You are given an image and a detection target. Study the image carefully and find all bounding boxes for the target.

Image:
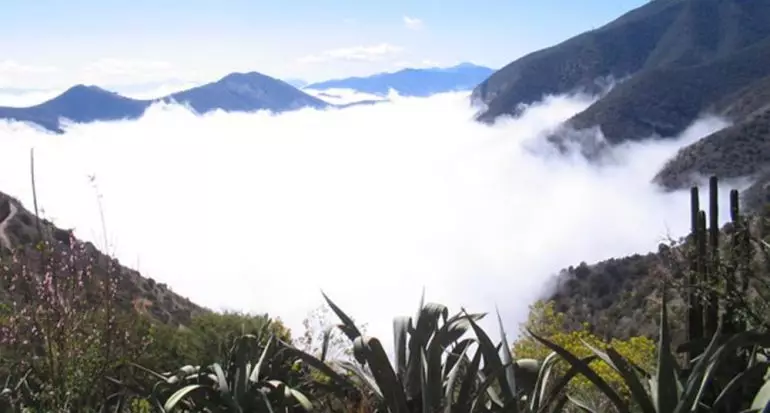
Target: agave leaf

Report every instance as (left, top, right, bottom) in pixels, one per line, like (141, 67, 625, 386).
(453, 345, 483, 413)
(473, 365, 509, 412)
(528, 329, 628, 413)
(678, 324, 732, 413)
(752, 370, 770, 412)
(425, 334, 446, 413)
(394, 316, 410, 382)
(279, 342, 359, 395)
(656, 290, 678, 413)
(580, 340, 617, 370)
(413, 302, 449, 349)
(445, 338, 476, 375)
(211, 363, 230, 394)
(250, 335, 275, 384)
(290, 388, 314, 410)
(233, 335, 257, 402)
(710, 331, 770, 367)
(495, 307, 518, 410)
(432, 312, 484, 352)
(606, 347, 656, 413)
(266, 379, 287, 391)
(444, 341, 472, 413)
(353, 334, 370, 366)
(177, 365, 199, 377)
(270, 380, 289, 411)
(322, 291, 363, 342)
(417, 288, 426, 322)
(529, 352, 559, 412)
(356, 336, 409, 413)
(163, 384, 209, 412)
(405, 302, 449, 399)
(714, 362, 768, 410)
(535, 356, 598, 413)
(567, 395, 600, 413)
(421, 347, 431, 413)
(580, 338, 652, 411)
(337, 360, 384, 400)
(465, 310, 505, 380)
(260, 390, 276, 413)
(551, 393, 570, 413)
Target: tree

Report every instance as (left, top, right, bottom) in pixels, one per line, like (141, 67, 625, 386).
(513, 300, 656, 409)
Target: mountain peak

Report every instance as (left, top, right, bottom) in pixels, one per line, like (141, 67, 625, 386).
(218, 71, 274, 85)
(451, 62, 482, 69)
(58, 84, 115, 98)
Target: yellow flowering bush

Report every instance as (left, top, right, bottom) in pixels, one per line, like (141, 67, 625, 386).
(513, 300, 656, 403)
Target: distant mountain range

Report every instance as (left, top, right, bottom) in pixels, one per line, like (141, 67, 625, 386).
(0, 72, 330, 133)
(304, 63, 495, 97)
(0, 63, 493, 133)
(473, 0, 770, 212)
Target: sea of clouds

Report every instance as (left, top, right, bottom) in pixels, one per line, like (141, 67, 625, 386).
(0, 88, 738, 353)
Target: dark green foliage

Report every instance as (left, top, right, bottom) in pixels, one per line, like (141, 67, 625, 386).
(548, 254, 667, 341)
(130, 334, 312, 413)
(655, 106, 770, 194)
(564, 39, 770, 143)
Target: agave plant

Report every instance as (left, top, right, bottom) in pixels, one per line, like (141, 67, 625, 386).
(529, 289, 770, 413)
(126, 334, 313, 413)
(283, 291, 585, 413)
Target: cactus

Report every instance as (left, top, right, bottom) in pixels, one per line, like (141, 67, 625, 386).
(687, 177, 732, 359)
(687, 177, 760, 412)
(686, 187, 703, 364)
(706, 176, 720, 338)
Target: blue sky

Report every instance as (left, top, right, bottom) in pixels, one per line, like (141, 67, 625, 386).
(0, 0, 647, 89)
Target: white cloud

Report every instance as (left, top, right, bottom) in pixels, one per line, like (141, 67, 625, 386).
(392, 59, 441, 69)
(297, 43, 404, 64)
(110, 80, 205, 100)
(0, 88, 63, 107)
(303, 88, 388, 105)
(0, 60, 59, 88)
(77, 58, 209, 87)
(403, 16, 424, 30)
(0, 92, 735, 353)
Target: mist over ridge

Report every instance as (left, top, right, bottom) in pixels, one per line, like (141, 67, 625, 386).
(0, 89, 737, 346)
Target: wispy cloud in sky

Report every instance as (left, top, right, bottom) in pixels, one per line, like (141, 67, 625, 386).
(0, 60, 59, 88)
(403, 16, 424, 30)
(298, 43, 404, 64)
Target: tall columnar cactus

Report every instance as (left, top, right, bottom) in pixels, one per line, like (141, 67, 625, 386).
(706, 176, 720, 338)
(687, 177, 731, 359)
(724, 189, 742, 336)
(686, 177, 760, 413)
(687, 187, 703, 364)
(687, 178, 728, 358)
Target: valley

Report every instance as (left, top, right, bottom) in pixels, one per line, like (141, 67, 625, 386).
(3, 0, 770, 411)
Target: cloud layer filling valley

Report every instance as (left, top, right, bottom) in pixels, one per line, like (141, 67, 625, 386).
(0, 90, 733, 347)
